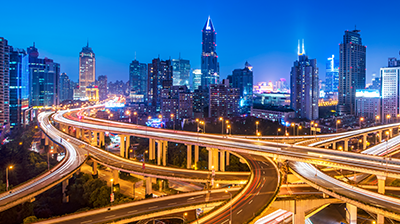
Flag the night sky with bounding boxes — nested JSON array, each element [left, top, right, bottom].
[[2, 0, 400, 84]]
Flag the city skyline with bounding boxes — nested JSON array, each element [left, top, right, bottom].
[[2, 0, 400, 84]]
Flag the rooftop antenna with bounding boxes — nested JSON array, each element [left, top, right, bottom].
[[302, 39, 305, 55], [297, 40, 300, 55]]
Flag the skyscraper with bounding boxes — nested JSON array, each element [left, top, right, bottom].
[[59, 73, 73, 102], [28, 44, 60, 107], [172, 58, 190, 89], [97, 75, 108, 101], [381, 57, 400, 123], [338, 29, 366, 115], [209, 79, 240, 118], [78, 42, 95, 99], [201, 16, 219, 89], [231, 62, 254, 114], [0, 37, 10, 129], [147, 58, 173, 113], [129, 60, 147, 103], [290, 40, 319, 120], [9, 47, 29, 129], [325, 55, 339, 93], [192, 69, 202, 91]]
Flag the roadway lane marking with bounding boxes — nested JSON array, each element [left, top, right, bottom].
[[81, 221, 92, 224], [221, 219, 230, 224], [127, 210, 137, 214], [105, 215, 115, 219], [249, 199, 253, 204], [237, 209, 243, 214], [168, 202, 177, 205], [149, 206, 158, 209]]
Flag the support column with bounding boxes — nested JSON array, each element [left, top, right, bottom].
[[226, 152, 230, 166], [62, 179, 69, 203], [187, 144, 192, 169], [344, 140, 349, 151], [157, 140, 162, 165], [293, 206, 305, 224], [92, 131, 98, 146], [377, 175, 386, 194], [363, 134, 367, 150], [332, 142, 336, 150], [75, 128, 80, 139], [145, 177, 152, 195], [99, 132, 105, 147], [377, 214, 385, 224], [378, 131, 382, 143], [149, 138, 155, 160], [45, 136, 49, 146], [194, 145, 199, 164], [162, 141, 167, 166], [92, 161, 98, 176], [346, 203, 357, 224], [390, 128, 393, 138], [120, 135, 126, 157], [220, 150, 225, 172], [112, 169, 119, 185], [207, 148, 219, 171]]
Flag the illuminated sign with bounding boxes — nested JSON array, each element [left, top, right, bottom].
[[146, 119, 165, 128], [105, 102, 125, 108], [355, 89, 380, 98]]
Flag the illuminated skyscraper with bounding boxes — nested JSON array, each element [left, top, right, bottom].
[[172, 58, 190, 89], [60, 73, 73, 102], [201, 16, 219, 89], [192, 69, 201, 91], [147, 58, 173, 113], [381, 57, 400, 123], [97, 75, 108, 101], [231, 62, 253, 114], [290, 40, 319, 120], [325, 55, 339, 93], [338, 29, 366, 115], [78, 42, 95, 98], [129, 60, 147, 103], [0, 37, 10, 129]]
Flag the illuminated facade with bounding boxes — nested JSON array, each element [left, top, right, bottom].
[[355, 89, 380, 119], [129, 60, 147, 103], [0, 37, 10, 129], [79, 42, 95, 98], [381, 59, 400, 123], [230, 62, 253, 114], [251, 104, 295, 122], [201, 16, 219, 89], [172, 58, 190, 89], [147, 58, 173, 113], [338, 29, 366, 115], [161, 85, 193, 121], [60, 73, 73, 102], [192, 69, 201, 91], [86, 87, 99, 102], [97, 75, 108, 101], [9, 47, 29, 129], [325, 55, 339, 92], [290, 40, 319, 120], [209, 79, 240, 118]]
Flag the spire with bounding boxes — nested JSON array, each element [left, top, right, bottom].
[[203, 16, 215, 31], [302, 39, 305, 55], [297, 39, 305, 56], [297, 40, 300, 55]]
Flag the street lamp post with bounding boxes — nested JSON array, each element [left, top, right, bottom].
[[110, 179, 114, 205], [297, 126, 302, 136], [126, 110, 131, 123], [310, 121, 314, 135], [314, 123, 318, 138], [359, 117, 364, 128], [387, 114, 391, 124], [336, 119, 341, 133], [6, 166, 13, 191], [291, 123, 295, 136], [375, 115, 380, 126], [225, 190, 232, 224], [256, 121, 259, 135], [134, 112, 138, 125], [171, 114, 175, 130], [219, 117, 224, 135], [277, 128, 281, 136], [48, 149, 54, 171], [344, 207, 351, 224], [227, 125, 231, 136], [196, 119, 199, 133]]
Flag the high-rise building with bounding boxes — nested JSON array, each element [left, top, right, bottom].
[[381, 57, 400, 123], [231, 62, 253, 114], [325, 55, 339, 93], [172, 58, 190, 89], [97, 75, 108, 101], [28, 44, 60, 107], [0, 37, 10, 129], [338, 29, 366, 115], [129, 60, 147, 103], [59, 73, 73, 102], [78, 42, 95, 99], [9, 47, 29, 129], [290, 40, 319, 120], [209, 79, 240, 118], [201, 16, 219, 89], [355, 89, 380, 120], [161, 85, 193, 121], [147, 58, 173, 114], [192, 69, 202, 91]]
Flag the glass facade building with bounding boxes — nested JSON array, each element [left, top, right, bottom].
[[0, 37, 10, 128], [129, 60, 147, 103], [201, 16, 219, 89], [59, 73, 73, 102], [172, 58, 190, 89], [325, 55, 339, 93], [231, 62, 254, 114]]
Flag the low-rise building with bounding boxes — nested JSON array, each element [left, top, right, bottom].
[[251, 104, 295, 122], [355, 89, 380, 120]]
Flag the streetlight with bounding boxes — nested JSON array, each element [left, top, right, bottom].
[[397, 114, 400, 123], [126, 110, 131, 123], [277, 128, 281, 136], [375, 115, 380, 125], [314, 123, 318, 138], [310, 121, 314, 135], [171, 114, 175, 130], [344, 207, 351, 224], [387, 114, 391, 124], [110, 178, 114, 205], [134, 112, 138, 125], [256, 121, 259, 135], [359, 117, 364, 128], [6, 165, 13, 191], [196, 118, 200, 133], [219, 117, 224, 135], [200, 121, 206, 133], [358, 139, 362, 149], [336, 120, 341, 133], [291, 123, 295, 136], [225, 190, 232, 224], [297, 126, 302, 136], [227, 125, 231, 136], [48, 149, 54, 171]]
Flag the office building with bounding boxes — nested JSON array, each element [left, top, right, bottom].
[[97, 75, 108, 101], [172, 58, 190, 89], [325, 55, 339, 92], [192, 69, 201, 91], [161, 85, 193, 121], [230, 62, 253, 114], [59, 73, 73, 102], [78, 42, 96, 99], [28, 44, 60, 107], [129, 60, 147, 103], [0, 38, 10, 129], [381, 58, 400, 123], [253, 93, 290, 107], [209, 79, 240, 118], [147, 58, 173, 113], [338, 29, 366, 115], [290, 40, 319, 120], [201, 16, 219, 89], [355, 89, 380, 120], [251, 104, 295, 123]]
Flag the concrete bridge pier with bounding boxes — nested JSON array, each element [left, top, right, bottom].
[[145, 177, 152, 195], [390, 128, 393, 138], [99, 132, 105, 147], [362, 134, 367, 150], [119, 135, 130, 158], [226, 151, 230, 166], [332, 142, 336, 150], [62, 179, 69, 203], [377, 131, 382, 143], [156, 140, 167, 166], [194, 145, 199, 165], [91, 131, 98, 146], [220, 150, 226, 172], [344, 139, 349, 151], [186, 144, 192, 169], [377, 175, 386, 194], [149, 138, 155, 160], [377, 214, 385, 224], [346, 203, 357, 224], [92, 161, 98, 176], [112, 169, 119, 185], [208, 148, 219, 171]]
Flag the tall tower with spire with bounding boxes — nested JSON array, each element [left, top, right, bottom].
[[79, 42, 96, 88], [201, 16, 219, 89], [290, 40, 319, 120]]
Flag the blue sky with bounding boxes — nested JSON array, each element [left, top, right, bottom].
[[2, 0, 400, 84]]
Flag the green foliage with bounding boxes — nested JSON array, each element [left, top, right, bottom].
[[390, 179, 400, 187], [23, 216, 38, 224], [226, 154, 250, 172]]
